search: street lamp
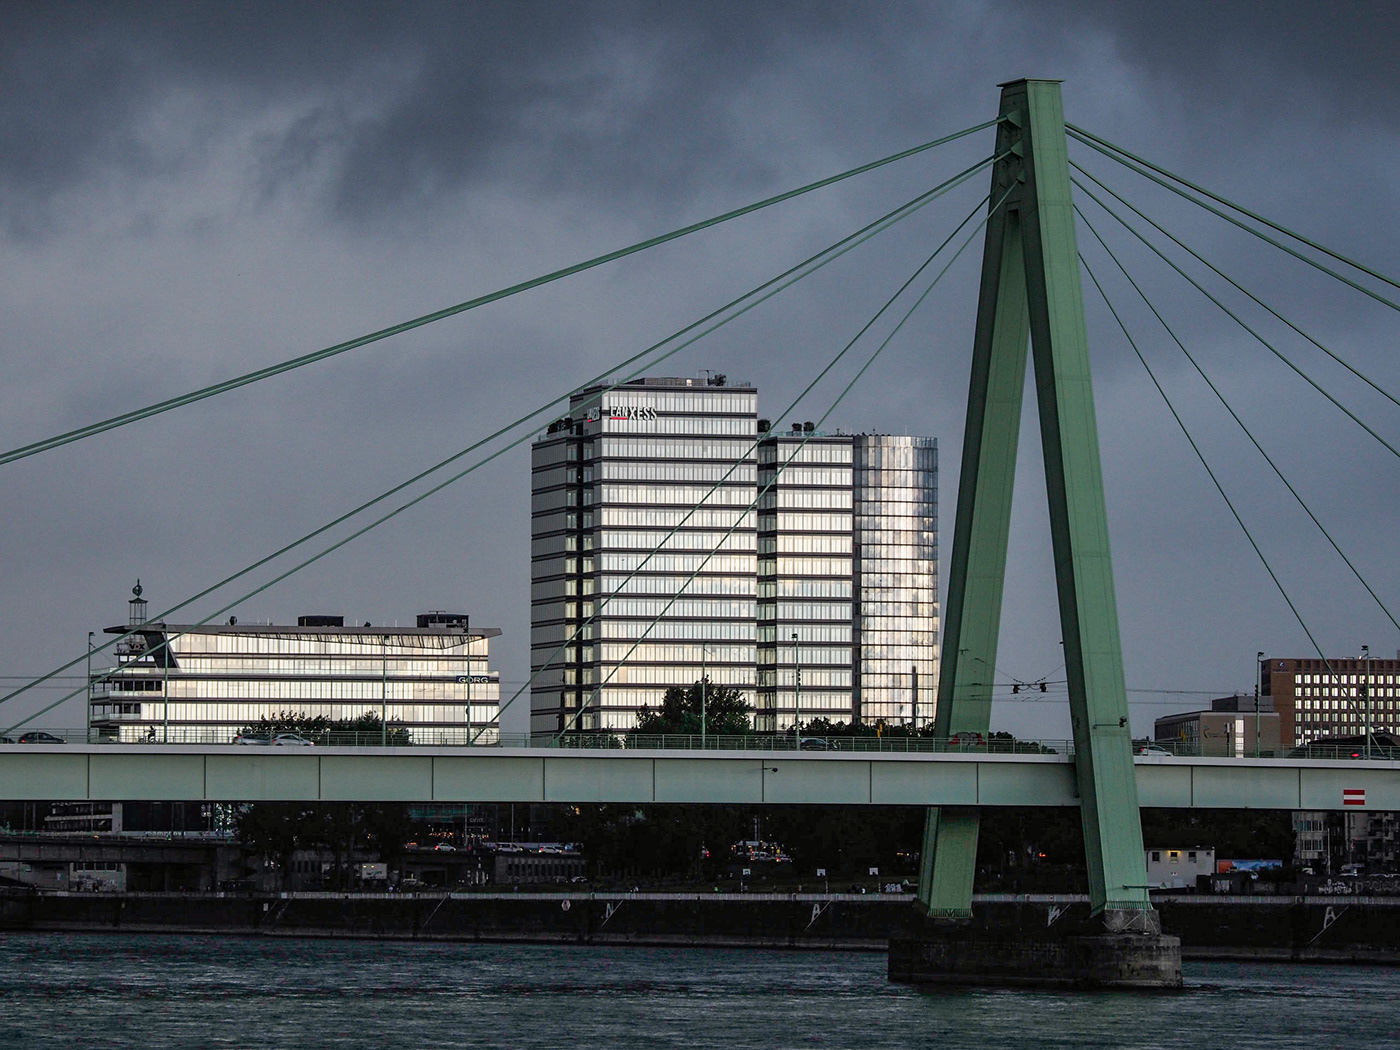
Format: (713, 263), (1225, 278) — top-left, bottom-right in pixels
(792, 632), (801, 748)
(1255, 651), (1263, 759)
(1362, 644), (1371, 760)
(701, 644), (712, 750)
(86, 632), (94, 743)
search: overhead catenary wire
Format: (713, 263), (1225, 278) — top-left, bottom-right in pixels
(3, 154), (1002, 735)
(1067, 126), (1400, 318)
(0, 120), (1000, 468)
(550, 184), (1013, 742)
(1071, 160), (1400, 413)
(1073, 202), (1400, 637)
(1078, 251), (1336, 669)
(1067, 123), (1400, 299)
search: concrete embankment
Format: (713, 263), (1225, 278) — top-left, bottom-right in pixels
(4, 890), (1400, 963)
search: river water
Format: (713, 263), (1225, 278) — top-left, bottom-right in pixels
(0, 933), (1395, 1048)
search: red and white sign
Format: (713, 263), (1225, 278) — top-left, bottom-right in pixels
(1343, 788), (1366, 807)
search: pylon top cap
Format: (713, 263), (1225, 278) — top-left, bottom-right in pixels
(996, 78), (1064, 88)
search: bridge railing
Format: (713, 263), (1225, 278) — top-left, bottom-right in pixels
(6, 727), (1399, 761)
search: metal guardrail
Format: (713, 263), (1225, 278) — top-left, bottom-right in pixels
(5, 728), (1399, 761)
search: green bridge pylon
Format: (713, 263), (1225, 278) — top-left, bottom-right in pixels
(917, 79), (1155, 931)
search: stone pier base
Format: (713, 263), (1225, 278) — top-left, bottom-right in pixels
(889, 927), (1183, 990)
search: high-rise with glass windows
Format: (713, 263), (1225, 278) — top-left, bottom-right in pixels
(530, 376), (759, 736)
(756, 428), (855, 731)
(852, 434), (938, 725)
(530, 378), (937, 736)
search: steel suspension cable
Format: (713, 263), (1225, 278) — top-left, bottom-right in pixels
(1075, 204), (1400, 636)
(1066, 128), (1400, 317)
(1071, 160), (1400, 412)
(1079, 252), (1334, 665)
(1, 120), (999, 467)
(1070, 175), (1400, 464)
(1067, 123), (1400, 297)
(549, 186), (1010, 743)
(3, 157), (1001, 735)
(493, 189), (1000, 741)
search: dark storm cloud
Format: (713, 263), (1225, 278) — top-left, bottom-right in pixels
(1010, 0), (1400, 127)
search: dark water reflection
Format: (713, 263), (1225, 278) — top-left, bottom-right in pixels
(0, 933), (1395, 1048)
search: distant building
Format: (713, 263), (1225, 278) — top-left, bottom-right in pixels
(90, 585), (501, 743)
(1263, 655), (1400, 748)
(1153, 694), (1281, 756)
(1144, 846), (1215, 889)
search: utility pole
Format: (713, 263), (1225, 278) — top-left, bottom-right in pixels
(1362, 645), (1371, 760)
(792, 633), (801, 747)
(1254, 651), (1263, 758)
(382, 634), (389, 747)
(701, 644), (709, 749)
(86, 632), (94, 743)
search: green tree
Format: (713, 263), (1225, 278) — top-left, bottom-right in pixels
(631, 678), (753, 737)
(237, 710), (412, 746)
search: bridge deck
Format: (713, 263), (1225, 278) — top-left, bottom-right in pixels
(0, 745), (1396, 809)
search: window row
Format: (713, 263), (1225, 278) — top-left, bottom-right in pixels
(599, 530), (754, 553)
(599, 438), (757, 462)
(599, 506), (756, 530)
(599, 483), (755, 506)
(600, 460), (756, 483)
(598, 552), (756, 575)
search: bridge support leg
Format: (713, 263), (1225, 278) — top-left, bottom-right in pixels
(915, 79), (1161, 939)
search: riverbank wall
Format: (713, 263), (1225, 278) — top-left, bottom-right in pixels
(5, 890), (1400, 962)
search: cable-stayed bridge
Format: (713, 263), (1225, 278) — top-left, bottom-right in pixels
(4, 77), (1400, 965)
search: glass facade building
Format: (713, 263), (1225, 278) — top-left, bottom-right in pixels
(530, 377), (759, 736)
(530, 377), (937, 736)
(852, 435), (939, 725)
(90, 591), (501, 743)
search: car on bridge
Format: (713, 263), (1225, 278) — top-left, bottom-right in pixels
(233, 732), (316, 747)
(1134, 743), (1174, 757)
(17, 731), (65, 744)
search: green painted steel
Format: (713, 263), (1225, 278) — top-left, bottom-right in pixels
(918, 79), (1153, 924)
(1, 746), (1397, 809)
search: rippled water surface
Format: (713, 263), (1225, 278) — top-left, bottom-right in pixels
(1, 933), (1396, 1048)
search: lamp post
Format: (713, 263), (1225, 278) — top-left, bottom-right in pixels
(382, 634), (390, 747)
(700, 644), (711, 750)
(1362, 644), (1371, 760)
(792, 632), (801, 748)
(160, 624), (169, 744)
(86, 632), (94, 743)
(1255, 651), (1263, 759)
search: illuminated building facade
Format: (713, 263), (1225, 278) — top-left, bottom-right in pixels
(530, 376), (759, 736)
(1264, 655), (1400, 748)
(530, 377), (939, 736)
(89, 587), (500, 743)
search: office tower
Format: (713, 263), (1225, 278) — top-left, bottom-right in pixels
(530, 376), (938, 736)
(530, 376), (759, 736)
(852, 434), (939, 725)
(756, 426), (855, 731)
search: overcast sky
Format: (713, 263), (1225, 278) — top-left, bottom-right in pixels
(3, 1), (1398, 738)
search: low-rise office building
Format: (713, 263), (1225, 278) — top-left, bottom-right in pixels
(1154, 694), (1281, 756)
(90, 585), (501, 743)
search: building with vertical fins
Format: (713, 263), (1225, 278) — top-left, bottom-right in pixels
(756, 427), (855, 731)
(529, 376), (760, 737)
(89, 584), (501, 743)
(529, 375), (937, 737)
